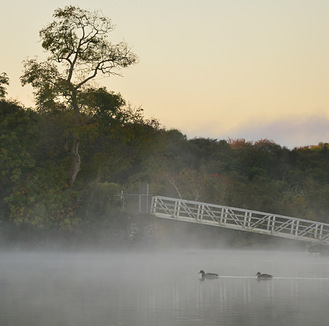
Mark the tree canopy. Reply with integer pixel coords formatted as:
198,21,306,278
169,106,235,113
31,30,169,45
21,6,137,111
21,6,138,186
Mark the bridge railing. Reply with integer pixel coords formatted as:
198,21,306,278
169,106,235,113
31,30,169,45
151,196,329,244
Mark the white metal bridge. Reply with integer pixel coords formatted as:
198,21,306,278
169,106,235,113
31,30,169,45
150,196,329,245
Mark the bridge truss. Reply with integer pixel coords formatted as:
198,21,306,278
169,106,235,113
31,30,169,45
150,196,329,245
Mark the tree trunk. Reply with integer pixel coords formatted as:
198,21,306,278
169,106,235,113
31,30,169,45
69,93,81,187
69,133,81,187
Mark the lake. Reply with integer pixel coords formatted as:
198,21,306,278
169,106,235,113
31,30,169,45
1,249,329,326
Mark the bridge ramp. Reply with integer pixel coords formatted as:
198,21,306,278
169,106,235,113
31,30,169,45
151,196,329,245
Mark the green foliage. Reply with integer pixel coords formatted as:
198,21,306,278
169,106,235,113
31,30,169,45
80,87,126,123
5,163,79,230
0,73,9,99
21,6,138,110
0,100,37,191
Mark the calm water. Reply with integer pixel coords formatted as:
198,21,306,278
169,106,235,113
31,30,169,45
1,249,329,326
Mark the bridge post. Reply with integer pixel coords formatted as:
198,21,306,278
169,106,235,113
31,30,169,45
220,208,227,225
314,224,318,239
244,211,252,229
197,204,201,221
294,220,299,237
267,216,275,232
174,199,180,218
150,196,155,214
319,224,324,240
290,219,295,235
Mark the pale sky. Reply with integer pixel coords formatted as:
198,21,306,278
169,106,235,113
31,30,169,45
2,0,329,149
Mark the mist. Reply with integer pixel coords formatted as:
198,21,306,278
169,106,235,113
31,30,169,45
1,247,329,326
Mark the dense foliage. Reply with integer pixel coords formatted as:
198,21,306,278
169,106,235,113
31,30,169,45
1,96,329,247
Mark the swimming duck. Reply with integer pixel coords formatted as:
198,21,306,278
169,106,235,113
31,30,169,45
199,270,219,280
256,272,273,280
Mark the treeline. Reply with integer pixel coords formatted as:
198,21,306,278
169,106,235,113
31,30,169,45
1,96,329,247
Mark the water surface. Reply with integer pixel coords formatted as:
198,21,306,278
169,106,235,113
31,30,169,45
1,249,329,325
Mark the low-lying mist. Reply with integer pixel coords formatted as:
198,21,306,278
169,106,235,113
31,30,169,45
1,212,310,254
1,248,329,326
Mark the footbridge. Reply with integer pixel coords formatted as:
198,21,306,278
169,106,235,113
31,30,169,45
150,196,329,245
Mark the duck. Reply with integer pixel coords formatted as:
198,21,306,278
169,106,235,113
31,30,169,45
256,272,273,280
199,270,219,280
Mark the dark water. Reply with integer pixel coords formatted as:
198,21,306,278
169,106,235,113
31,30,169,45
1,249,329,326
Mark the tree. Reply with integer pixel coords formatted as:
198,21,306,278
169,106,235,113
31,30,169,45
0,73,9,99
21,6,138,186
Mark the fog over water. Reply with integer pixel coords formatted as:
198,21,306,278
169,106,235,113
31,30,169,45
1,249,329,326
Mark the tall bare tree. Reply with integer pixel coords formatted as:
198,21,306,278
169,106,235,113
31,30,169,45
21,6,138,186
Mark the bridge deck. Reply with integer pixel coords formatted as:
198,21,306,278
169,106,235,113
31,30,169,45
150,196,329,245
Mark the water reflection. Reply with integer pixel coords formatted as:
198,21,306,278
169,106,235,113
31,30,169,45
0,250,329,326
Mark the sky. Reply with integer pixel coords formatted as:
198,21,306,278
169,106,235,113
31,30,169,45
1,0,329,149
